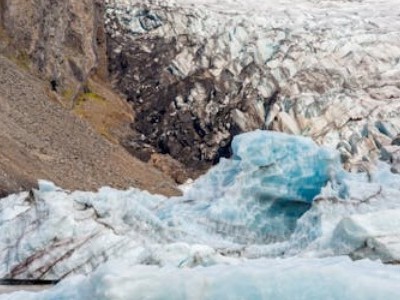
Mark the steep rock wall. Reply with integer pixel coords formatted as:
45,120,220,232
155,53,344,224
0,0,107,101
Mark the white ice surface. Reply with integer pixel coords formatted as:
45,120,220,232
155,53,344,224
3,257,400,300
0,131,400,299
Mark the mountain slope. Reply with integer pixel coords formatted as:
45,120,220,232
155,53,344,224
0,55,180,196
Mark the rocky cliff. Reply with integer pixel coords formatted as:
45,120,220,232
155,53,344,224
0,0,107,100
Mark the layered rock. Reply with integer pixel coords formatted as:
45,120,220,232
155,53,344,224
104,0,400,173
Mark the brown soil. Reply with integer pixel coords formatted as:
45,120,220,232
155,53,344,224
0,55,181,197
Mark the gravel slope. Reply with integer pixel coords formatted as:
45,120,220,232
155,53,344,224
0,55,180,197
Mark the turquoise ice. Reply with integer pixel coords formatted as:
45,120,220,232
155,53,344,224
175,130,345,242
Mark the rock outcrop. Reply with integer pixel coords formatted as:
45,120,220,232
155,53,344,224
105,0,400,173
0,0,107,102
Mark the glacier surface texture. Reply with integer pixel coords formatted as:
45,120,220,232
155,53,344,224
2,0,400,298
104,0,400,172
1,131,400,299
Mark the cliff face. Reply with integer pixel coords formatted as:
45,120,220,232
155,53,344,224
105,0,400,173
0,0,107,100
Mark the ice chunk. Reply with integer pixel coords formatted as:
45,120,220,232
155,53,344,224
187,131,343,203
231,131,343,202
331,210,400,262
177,131,344,242
282,163,400,260
38,180,60,193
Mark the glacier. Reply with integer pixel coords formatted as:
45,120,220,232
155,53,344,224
104,0,400,172
4,258,400,300
1,131,400,299
1,0,400,298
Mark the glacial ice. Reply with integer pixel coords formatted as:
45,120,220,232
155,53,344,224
1,131,400,298
4,258,400,300
331,209,400,262
213,130,342,203
174,130,345,242
105,0,400,172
